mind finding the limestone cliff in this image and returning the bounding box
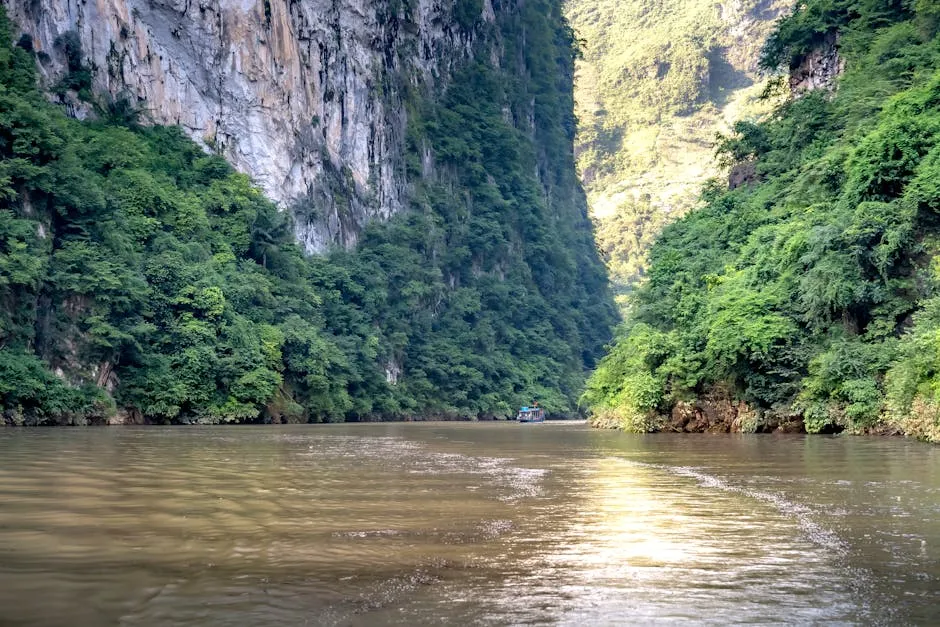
[4,0,486,251]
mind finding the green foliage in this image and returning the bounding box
[592,194,670,304]
[0,348,107,425]
[581,322,672,431]
[454,0,483,31]
[703,273,796,379]
[52,30,92,96]
[0,5,614,425]
[716,121,771,167]
[586,0,940,437]
[319,16,617,418]
[760,0,916,71]
[885,273,940,441]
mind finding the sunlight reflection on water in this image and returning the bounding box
[464,455,866,626]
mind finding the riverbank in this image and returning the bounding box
[588,394,911,437]
[1,411,589,427]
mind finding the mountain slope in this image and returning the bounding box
[583,0,940,441]
[567,0,790,299]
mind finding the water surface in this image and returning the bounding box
[1,423,938,625]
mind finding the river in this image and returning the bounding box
[1,423,938,625]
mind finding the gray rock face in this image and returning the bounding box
[6,0,485,251]
[789,31,845,97]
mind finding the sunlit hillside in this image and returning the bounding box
[567,0,791,300]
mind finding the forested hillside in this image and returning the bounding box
[584,0,940,442]
[0,3,616,425]
[567,0,790,301]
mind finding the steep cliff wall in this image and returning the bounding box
[4,0,485,251]
[0,1,617,425]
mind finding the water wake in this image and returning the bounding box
[633,461,847,553]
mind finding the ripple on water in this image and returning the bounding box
[1,426,938,625]
[0,428,551,626]
[466,455,880,626]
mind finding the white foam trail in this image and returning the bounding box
[635,461,847,553]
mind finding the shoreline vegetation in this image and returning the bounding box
[583,0,940,443]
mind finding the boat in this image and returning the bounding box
[516,406,545,423]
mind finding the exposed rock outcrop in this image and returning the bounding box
[665,388,805,434]
[727,158,758,190]
[5,0,487,251]
[789,31,845,96]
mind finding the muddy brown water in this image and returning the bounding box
[1,423,938,625]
